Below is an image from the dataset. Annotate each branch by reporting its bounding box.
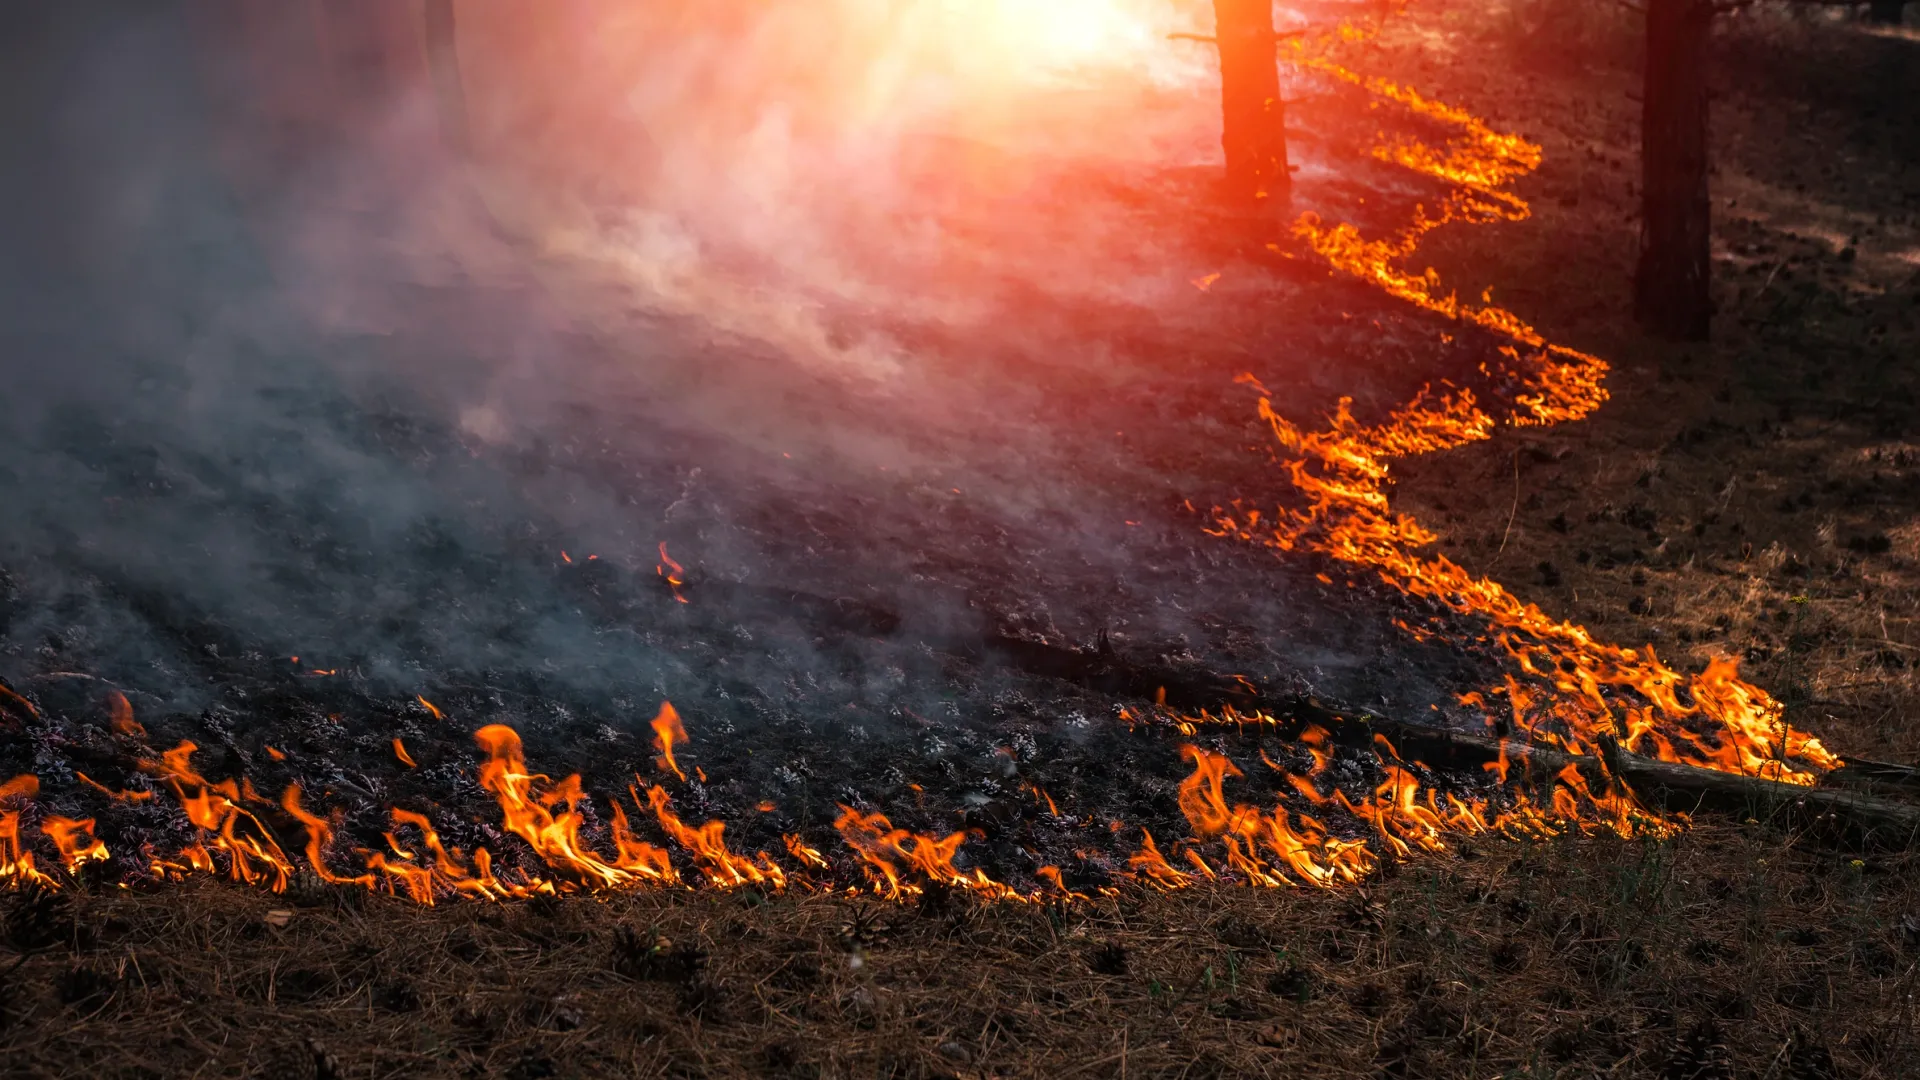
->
[1166,28,1311,47]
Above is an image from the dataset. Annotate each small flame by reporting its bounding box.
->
[107,691,145,737]
[833,806,1018,900]
[656,542,689,604]
[393,738,418,768]
[41,816,109,872]
[651,702,688,781]
[1,775,49,887]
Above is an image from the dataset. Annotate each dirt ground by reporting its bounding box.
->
[4,4,1919,1078]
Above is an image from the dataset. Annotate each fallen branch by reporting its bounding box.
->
[1261,698,1920,850]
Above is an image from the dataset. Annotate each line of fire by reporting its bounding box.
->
[1,2,1916,1077]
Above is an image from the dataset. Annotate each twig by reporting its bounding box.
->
[1496,449,1521,558]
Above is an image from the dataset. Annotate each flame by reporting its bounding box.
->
[832,806,1019,900]
[107,690,145,737]
[1,775,50,887]
[643,784,785,889]
[1199,30,1840,791]
[139,742,296,891]
[392,738,417,768]
[651,701,688,780]
[656,542,689,604]
[1159,734,1672,891]
[280,784,376,889]
[416,695,445,721]
[41,816,109,872]
[0,13,1838,905]
[472,724,676,891]
[784,833,830,870]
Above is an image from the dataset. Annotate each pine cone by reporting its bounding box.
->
[4,881,73,954]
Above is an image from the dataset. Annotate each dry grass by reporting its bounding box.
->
[1,822,1914,1079]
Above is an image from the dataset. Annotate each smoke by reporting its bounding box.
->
[450,0,1219,379]
[0,1,1396,733]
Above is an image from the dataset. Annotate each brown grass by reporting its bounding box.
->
[1,822,1914,1079]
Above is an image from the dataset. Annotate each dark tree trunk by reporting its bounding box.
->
[422,0,470,155]
[1634,0,1714,342]
[1212,0,1289,205]
[1867,0,1906,25]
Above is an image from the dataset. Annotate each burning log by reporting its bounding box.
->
[1212,699,1920,850]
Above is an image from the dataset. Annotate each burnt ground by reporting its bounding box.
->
[3,2,1920,1078]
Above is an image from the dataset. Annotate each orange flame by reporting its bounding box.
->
[643,783,785,889]
[657,542,689,604]
[1200,32,1840,792]
[41,816,109,872]
[472,724,676,891]
[651,701,688,780]
[1,775,50,886]
[833,806,1018,900]
[107,690,145,737]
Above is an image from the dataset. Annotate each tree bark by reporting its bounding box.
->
[1633,0,1714,342]
[1212,0,1289,205]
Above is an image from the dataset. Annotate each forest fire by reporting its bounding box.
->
[0,5,1871,916]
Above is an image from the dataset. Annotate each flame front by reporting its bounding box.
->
[0,11,1844,905]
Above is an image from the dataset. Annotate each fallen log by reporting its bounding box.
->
[1241,697,1920,850]
[1821,756,1920,796]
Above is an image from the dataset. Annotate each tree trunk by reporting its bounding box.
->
[1634,0,1714,342]
[422,0,470,155]
[1212,0,1289,205]
[1867,0,1906,25]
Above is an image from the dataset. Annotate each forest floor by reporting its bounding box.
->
[4,4,1920,1079]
